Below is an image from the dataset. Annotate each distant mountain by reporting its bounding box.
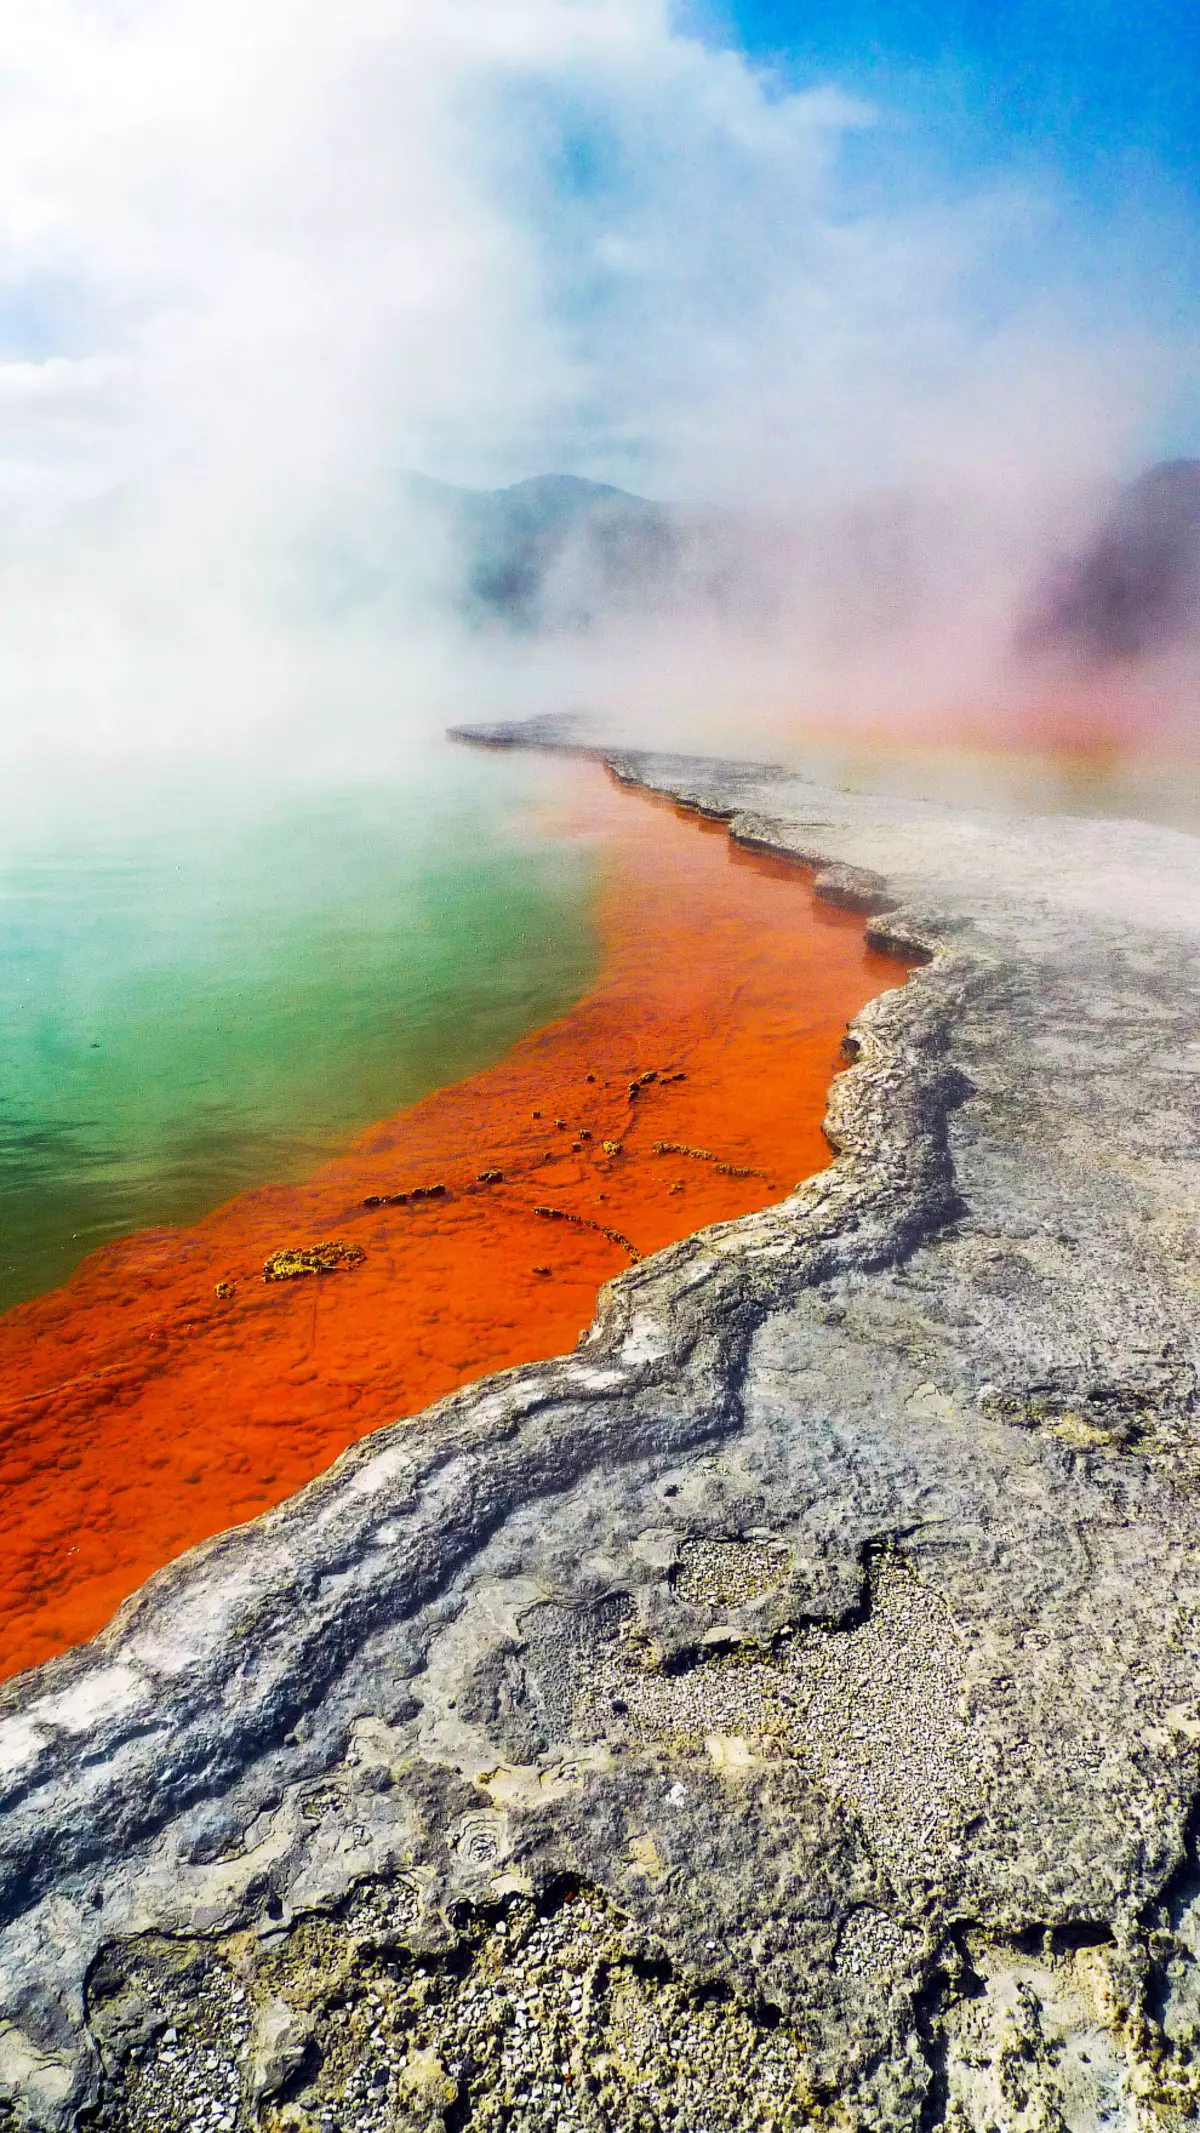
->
[1027,459,1200,660]
[403,471,686,631]
[403,459,1200,660]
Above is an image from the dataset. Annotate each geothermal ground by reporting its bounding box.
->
[3,722,1200,2131]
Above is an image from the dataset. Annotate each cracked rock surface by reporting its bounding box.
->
[2,722,1200,2131]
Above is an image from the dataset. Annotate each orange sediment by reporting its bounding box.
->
[0,764,908,1680]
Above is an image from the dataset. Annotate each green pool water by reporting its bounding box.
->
[0,745,599,1316]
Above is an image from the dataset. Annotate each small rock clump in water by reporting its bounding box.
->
[262,1241,366,1282]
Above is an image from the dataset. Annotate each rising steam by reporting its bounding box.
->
[0,0,1196,785]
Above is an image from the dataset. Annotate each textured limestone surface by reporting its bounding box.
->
[3,721,1200,2132]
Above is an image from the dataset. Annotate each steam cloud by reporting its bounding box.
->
[1,0,1196,782]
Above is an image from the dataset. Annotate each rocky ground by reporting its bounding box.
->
[2,721,1200,2131]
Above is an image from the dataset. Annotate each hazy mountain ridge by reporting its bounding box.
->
[397,470,814,636]
[402,470,687,631]
[1027,458,1200,661]
[408,461,1200,666]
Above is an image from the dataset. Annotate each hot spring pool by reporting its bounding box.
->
[0,744,599,1316]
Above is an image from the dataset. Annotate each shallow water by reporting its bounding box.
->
[0,747,598,1315]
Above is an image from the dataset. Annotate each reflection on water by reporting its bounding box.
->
[784,735,1200,833]
[0,747,597,1315]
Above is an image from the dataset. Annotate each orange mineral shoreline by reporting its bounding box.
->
[0,764,909,1681]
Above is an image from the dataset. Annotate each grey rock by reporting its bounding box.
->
[2,720,1200,2129]
[249,1997,314,2101]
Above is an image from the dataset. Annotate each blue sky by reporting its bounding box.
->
[682,0,1200,458]
[708,1,1200,199]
